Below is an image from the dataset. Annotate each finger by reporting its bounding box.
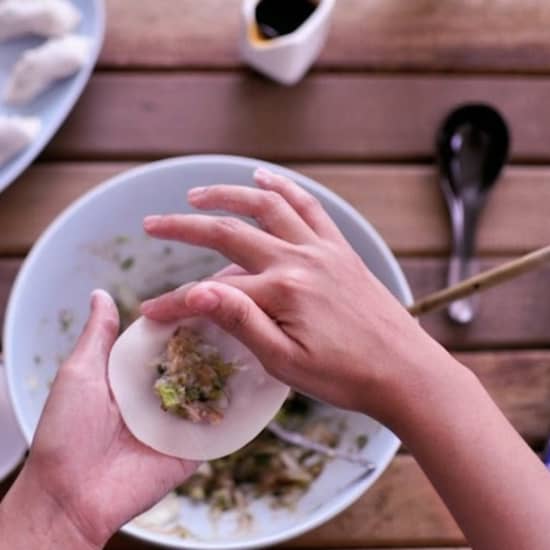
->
[210,263,248,278]
[188,185,316,244]
[184,281,291,366]
[254,168,344,241]
[144,214,286,272]
[140,264,249,320]
[141,274,265,322]
[70,289,120,369]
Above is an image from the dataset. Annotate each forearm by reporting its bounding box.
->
[390,352,550,550]
[0,464,101,550]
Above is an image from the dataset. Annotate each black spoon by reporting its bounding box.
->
[436,103,510,324]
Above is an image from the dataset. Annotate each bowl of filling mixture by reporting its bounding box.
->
[4,155,412,549]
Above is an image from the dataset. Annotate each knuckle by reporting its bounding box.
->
[258,191,286,225]
[211,216,244,242]
[296,244,325,268]
[261,190,284,211]
[220,300,250,332]
[296,192,322,217]
[273,267,309,297]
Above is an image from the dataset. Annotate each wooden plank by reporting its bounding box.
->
[455,351,550,444]
[403,257,550,350]
[288,455,461,547]
[102,0,550,74]
[0,260,21,332]
[45,73,550,162]
[0,259,549,441]
[1,163,549,257]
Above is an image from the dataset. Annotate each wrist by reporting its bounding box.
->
[0,464,103,550]
[361,323,471,433]
[382,346,478,442]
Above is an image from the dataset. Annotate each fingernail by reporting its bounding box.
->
[143,215,162,230]
[254,167,273,186]
[188,187,207,201]
[186,287,220,313]
[91,289,112,307]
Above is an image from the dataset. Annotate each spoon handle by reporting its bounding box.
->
[447,254,479,323]
[446,201,481,324]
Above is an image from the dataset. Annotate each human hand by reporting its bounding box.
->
[0,290,196,549]
[141,169,457,426]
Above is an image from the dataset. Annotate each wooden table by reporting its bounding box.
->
[2,1,550,548]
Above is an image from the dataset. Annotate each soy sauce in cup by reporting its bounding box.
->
[255,0,319,40]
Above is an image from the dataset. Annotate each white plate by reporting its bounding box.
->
[0,0,105,194]
[4,155,412,549]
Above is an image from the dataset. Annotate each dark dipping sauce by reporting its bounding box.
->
[255,0,319,40]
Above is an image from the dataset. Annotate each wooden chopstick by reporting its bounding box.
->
[408,244,550,317]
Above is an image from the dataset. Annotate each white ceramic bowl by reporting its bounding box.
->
[4,155,412,549]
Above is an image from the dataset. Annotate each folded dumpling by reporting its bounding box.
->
[0,0,81,42]
[4,34,91,105]
[0,116,41,166]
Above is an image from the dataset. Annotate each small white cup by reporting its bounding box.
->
[240,0,335,86]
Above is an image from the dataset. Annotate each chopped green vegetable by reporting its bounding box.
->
[176,393,341,515]
[114,235,129,245]
[120,257,135,271]
[58,310,74,332]
[156,382,181,410]
[152,327,235,424]
[355,434,368,450]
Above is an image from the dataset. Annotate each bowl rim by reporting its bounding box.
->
[4,154,412,549]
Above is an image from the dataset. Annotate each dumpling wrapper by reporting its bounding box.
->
[0,115,41,166]
[109,317,290,461]
[4,34,91,106]
[0,0,81,42]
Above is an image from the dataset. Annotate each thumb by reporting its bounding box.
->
[184,282,289,367]
[71,289,120,367]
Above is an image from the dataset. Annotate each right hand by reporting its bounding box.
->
[141,168,457,424]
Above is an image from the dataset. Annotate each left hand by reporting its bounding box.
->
[0,290,196,549]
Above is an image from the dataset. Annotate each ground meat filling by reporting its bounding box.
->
[152,327,235,424]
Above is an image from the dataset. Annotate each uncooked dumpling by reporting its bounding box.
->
[0,116,40,166]
[4,34,90,105]
[108,317,290,461]
[0,0,81,42]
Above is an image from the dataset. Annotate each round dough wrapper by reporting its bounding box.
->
[108,316,290,460]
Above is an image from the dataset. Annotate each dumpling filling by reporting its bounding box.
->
[152,327,236,425]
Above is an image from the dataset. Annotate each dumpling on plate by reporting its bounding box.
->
[108,316,290,461]
[0,115,41,166]
[0,0,81,42]
[4,34,91,106]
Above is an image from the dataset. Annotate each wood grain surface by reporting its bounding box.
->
[1,163,549,256]
[2,2,550,549]
[40,74,550,162]
[102,0,550,73]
